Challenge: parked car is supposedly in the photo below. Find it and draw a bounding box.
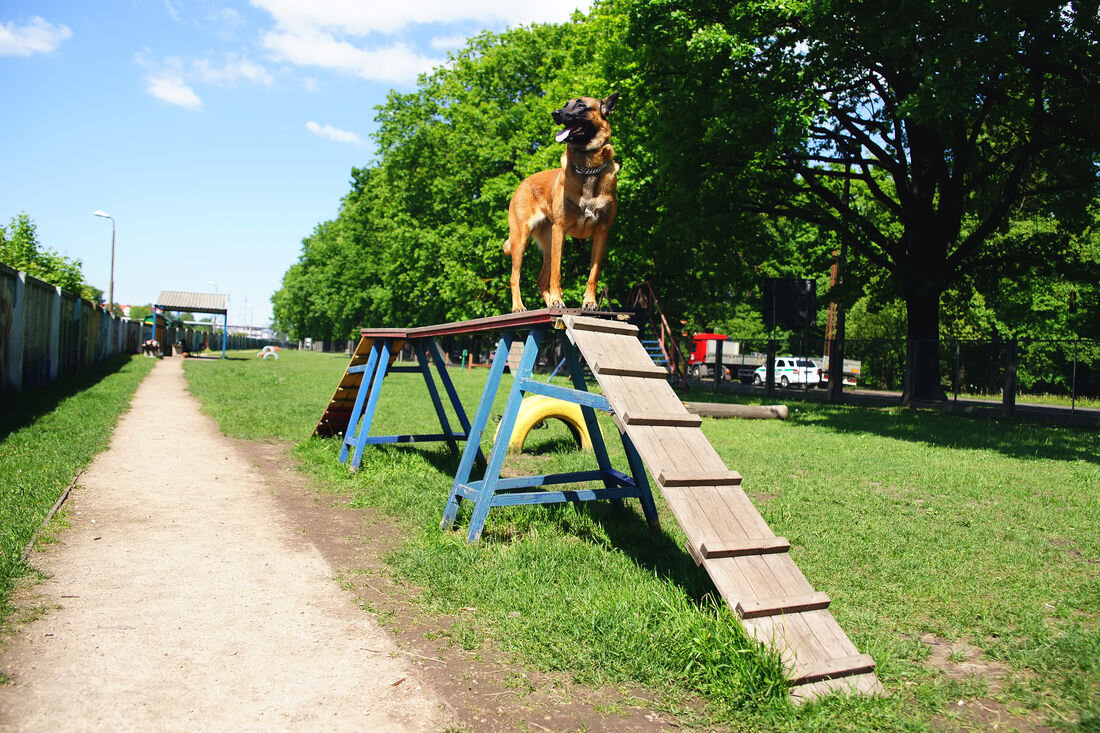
[753,357,823,387]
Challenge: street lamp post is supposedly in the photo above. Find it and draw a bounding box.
[93,210,115,314]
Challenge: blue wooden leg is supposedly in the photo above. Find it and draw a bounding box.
[466,328,544,543]
[623,433,661,530]
[427,339,485,465]
[350,339,392,472]
[339,342,382,464]
[563,336,622,508]
[414,340,458,454]
[441,331,514,530]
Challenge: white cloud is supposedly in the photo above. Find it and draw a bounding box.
[306,121,363,145]
[192,55,275,87]
[136,52,274,108]
[263,29,438,86]
[146,74,204,110]
[430,34,469,51]
[251,0,592,85]
[251,0,592,35]
[0,16,72,56]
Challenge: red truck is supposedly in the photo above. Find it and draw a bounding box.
[685,333,766,382]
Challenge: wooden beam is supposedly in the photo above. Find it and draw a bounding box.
[699,536,790,559]
[657,469,742,487]
[789,654,876,686]
[620,412,703,427]
[735,592,831,619]
[590,362,669,379]
[563,315,639,336]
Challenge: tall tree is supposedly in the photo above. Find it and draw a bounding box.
[624,0,1100,401]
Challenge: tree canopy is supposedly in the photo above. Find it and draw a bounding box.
[1,214,101,303]
[272,0,1098,400]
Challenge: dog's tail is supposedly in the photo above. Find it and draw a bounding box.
[502,237,511,256]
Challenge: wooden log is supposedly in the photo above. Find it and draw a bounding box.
[684,402,789,420]
[735,592,831,619]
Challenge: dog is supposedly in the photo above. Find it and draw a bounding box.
[504,93,620,312]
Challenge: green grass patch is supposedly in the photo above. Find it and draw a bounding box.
[1,355,155,618]
[185,350,1100,731]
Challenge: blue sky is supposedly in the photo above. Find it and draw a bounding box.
[0,0,590,328]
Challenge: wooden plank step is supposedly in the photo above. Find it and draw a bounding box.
[699,536,790,559]
[564,315,639,335]
[657,469,742,487]
[736,591,831,619]
[619,411,702,427]
[590,361,668,379]
[789,654,876,686]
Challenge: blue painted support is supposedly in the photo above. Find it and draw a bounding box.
[339,341,383,464]
[563,337,623,509]
[622,434,660,530]
[443,322,661,543]
[426,339,484,466]
[349,339,393,472]
[464,328,545,542]
[414,340,459,454]
[441,330,516,530]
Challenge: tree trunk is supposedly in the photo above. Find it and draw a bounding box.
[902,282,947,404]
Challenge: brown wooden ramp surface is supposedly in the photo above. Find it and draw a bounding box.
[314,335,405,437]
[562,314,883,702]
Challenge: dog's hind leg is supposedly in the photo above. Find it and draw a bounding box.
[532,223,553,307]
[507,220,531,312]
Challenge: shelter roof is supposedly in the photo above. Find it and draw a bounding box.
[154,290,228,315]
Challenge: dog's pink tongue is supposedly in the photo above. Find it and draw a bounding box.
[555,127,572,143]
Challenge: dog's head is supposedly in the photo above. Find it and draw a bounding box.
[552,93,618,149]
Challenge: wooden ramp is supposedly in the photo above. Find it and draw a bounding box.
[314,335,405,437]
[562,314,883,702]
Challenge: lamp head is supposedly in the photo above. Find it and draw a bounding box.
[93,210,112,219]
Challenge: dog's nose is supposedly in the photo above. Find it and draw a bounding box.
[552,109,564,123]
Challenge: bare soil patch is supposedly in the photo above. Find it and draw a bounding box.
[239,437,682,731]
[920,633,1054,733]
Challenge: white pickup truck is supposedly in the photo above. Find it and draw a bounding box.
[753,357,823,387]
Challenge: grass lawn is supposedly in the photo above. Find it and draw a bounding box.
[184,349,1099,732]
[0,355,156,621]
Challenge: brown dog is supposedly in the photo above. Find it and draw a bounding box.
[504,93,620,311]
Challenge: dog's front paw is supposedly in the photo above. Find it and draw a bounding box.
[581,301,598,311]
[512,305,528,313]
[549,298,565,309]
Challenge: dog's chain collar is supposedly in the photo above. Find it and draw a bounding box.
[572,161,609,176]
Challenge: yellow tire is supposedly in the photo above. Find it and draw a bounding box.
[494,395,598,452]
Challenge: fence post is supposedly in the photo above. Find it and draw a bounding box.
[1071,339,1078,412]
[1002,338,1018,417]
[766,338,776,396]
[48,285,61,382]
[713,337,724,392]
[5,272,26,391]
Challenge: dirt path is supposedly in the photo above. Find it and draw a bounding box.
[0,358,454,731]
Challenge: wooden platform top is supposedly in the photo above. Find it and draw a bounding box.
[360,308,632,339]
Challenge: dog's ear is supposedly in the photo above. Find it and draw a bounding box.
[600,92,619,117]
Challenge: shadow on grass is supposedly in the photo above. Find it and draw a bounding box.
[681,385,1099,465]
[0,354,140,443]
[593,502,720,604]
[799,404,1100,465]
